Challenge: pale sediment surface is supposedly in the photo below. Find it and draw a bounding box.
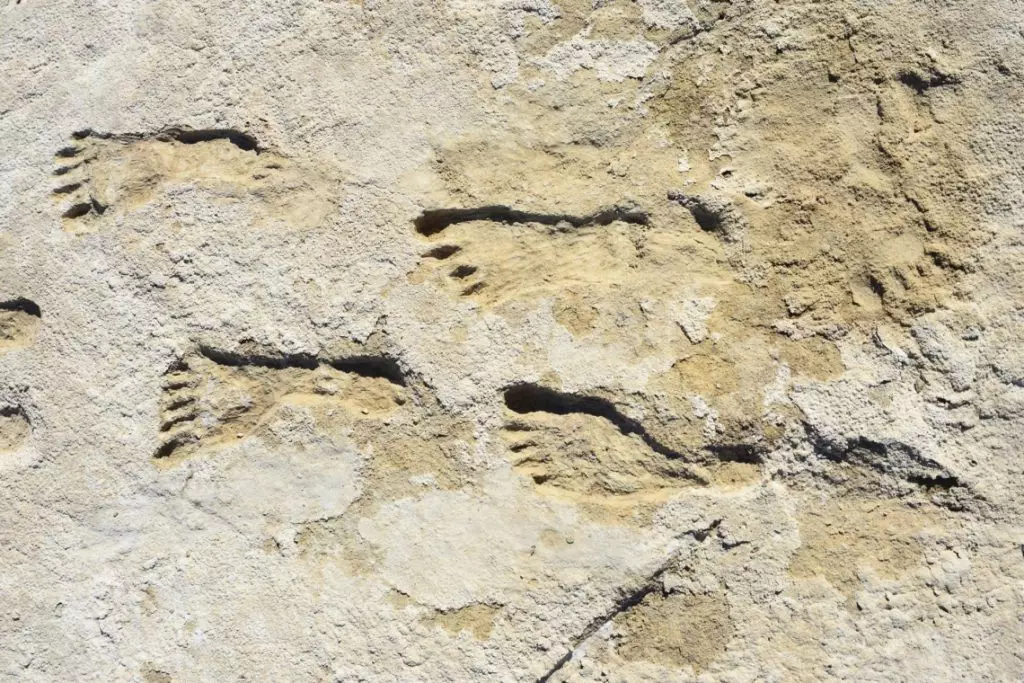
[1,0,1023,680]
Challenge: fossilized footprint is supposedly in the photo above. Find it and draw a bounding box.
[500,383,762,507]
[0,405,30,455]
[155,346,407,464]
[408,204,651,306]
[0,298,40,351]
[52,128,334,233]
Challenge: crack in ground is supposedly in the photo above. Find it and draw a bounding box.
[536,522,721,683]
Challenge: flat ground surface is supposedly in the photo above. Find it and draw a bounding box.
[1,0,1023,680]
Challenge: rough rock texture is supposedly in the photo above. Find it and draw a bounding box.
[1,0,1023,680]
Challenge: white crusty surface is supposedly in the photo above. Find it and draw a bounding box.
[1,0,1023,681]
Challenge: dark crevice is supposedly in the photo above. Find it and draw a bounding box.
[926,248,972,273]
[842,436,886,457]
[684,518,723,542]
[71,126,262,154]
[197,345,320,371]
[55,146,80,158]
[163,128,261,153]
[153,434,197,459]
[62,202,93,219]
[667,191,746,241]
[415,204,649,237]
[687,202,724,232]
[867,273,886,298]
[897,68,960,94]
[0,404,28,422]
[160,411,198,432]
[328,356,407,387]
[502,423,532,433]
[0,298,41,317]
[461,281,486,296]
[164,358,190,374]
[808,429,965,493]
[52,182,82,195]
[196,345,407,386]
[906,472,960,490]
[503,383,684,460]
[707,443,762,464]
[423,244,461,260]
[163,395,196,411]
[449,264,477,279]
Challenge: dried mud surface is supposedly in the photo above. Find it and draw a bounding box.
[1,0,1023,681]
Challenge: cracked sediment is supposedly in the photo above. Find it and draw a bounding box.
[1,0,1022,680]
